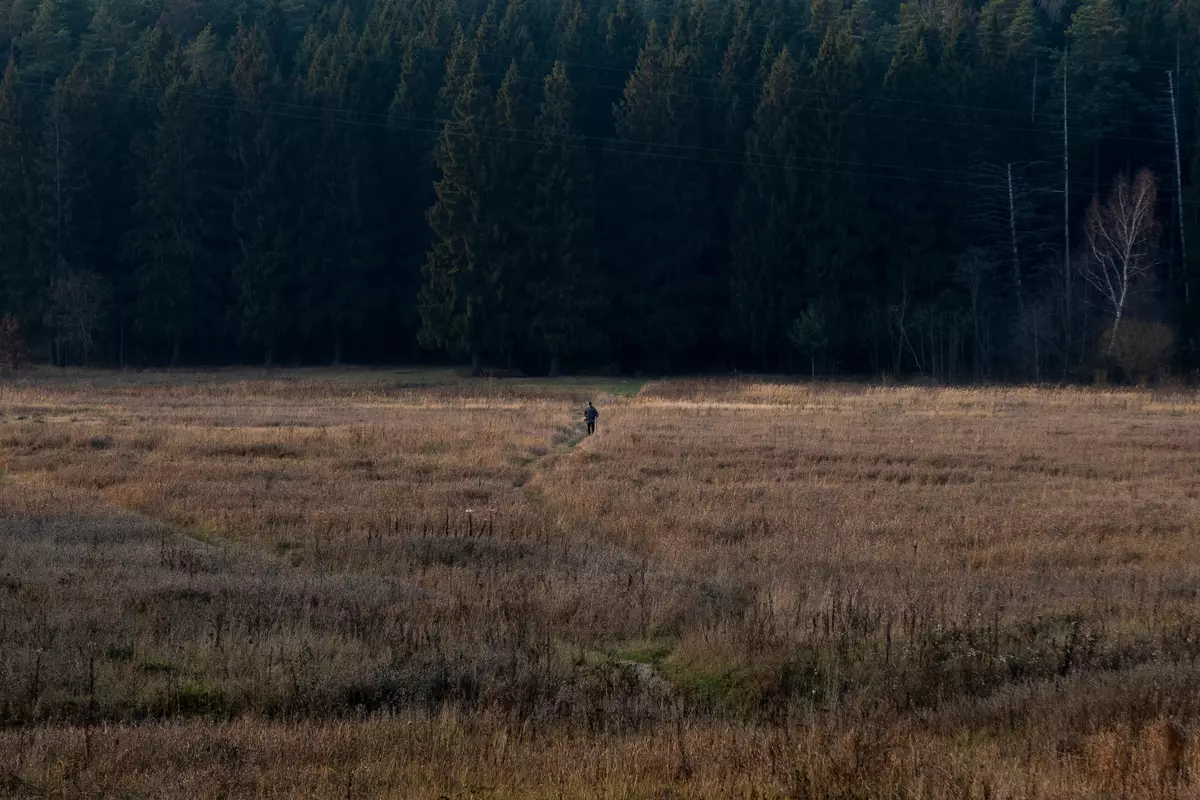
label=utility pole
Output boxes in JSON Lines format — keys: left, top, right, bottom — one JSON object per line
{"left": 1169, "top": 70, "right": 1189, "bottom": 303}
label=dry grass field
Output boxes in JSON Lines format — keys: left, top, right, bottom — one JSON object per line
{"left": 3, "top": 369, "right": 1200, "bottom": 798}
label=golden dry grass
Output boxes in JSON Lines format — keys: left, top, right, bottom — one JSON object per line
{"left": 3, "top": 370, "right": 1200, "bottom": 797}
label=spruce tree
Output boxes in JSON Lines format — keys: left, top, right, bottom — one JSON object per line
{"left": 297, "top": 9, "right": 371, "bottom": 364}
{"left": 728, "top": 46, "right": 803, "bottom": 366}
{"left": 803, "top": 15, "right": 871, "bottom": 355}
{"left": 126, "top": 33, "right": 229, "bottom": 364}
{"left": 487, "top": 59, "right": 528, "bottom": 362}
{"left": 715, "top": 0, "right": 754, "bottom": 153}
{"left": 496, "top": 0, "right": 539, "bottom": 63}
{"left": 4, "top": 0, "right": 37, "bottom": 46}
{"left": 610, "top": 19, "right": 713, "bottom": 370}
{"left": 474, "top": 0, "right": 500, "bottom": 53}
{"left": 230, "top": 23, "right": 296, "bottom": 365}
{"left": 388, "top": 25, "right": 457, "bottom": 350}
{"left": 0, "top": 59, "right": 47, "bottom": 321}
{"left": 1066, "top": 0, "right": 1138, "bottom": 190}
{"left": 435, "top": 26, "right": 470, "bottom": 120}
{"left": 420, "top": 49, "right": 504, "bottom": 374}
{"left": 527, "top": 62, "right": 602, "bottom": 375}
{"left": 21, "top": 0, "right": 73, "bottom": 77}
{"left": 553, "top": 0, "right": 585, "bottom": 62}
{"left": 603, "top": 0, "right": 642, "bottom": 70}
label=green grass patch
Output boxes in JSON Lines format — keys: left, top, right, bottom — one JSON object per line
{"left": 612, "top": 638, "right": 676, "bottom": 665}
{"left": 661, "top": 646, "right": 828, "bottom": 716}
{"left": 139, "top": 657, "right": 175, "bottom": 675}
{"left": 665, "top": 658, "right": 758, "bottom": 712}
{"left": 179, "top": 523, "right": 222, "bottom": 546}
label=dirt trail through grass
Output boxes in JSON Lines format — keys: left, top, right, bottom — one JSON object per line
{"left": 509, "top": 387, "right": 621, "bottom": 485}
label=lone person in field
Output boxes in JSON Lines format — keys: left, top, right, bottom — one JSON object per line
{"left": 584, "top": 402, "right": 599, "bottom": 436}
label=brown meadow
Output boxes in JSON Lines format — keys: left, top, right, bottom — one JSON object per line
{"left": 3, "top": 369, "right": 1200, "bottom": 798}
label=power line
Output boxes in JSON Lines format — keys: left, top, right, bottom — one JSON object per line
{"left": 365, "top": 35, "right": 1190, "bottom": 135}
{"left": 343, "top": 36, "right": 1182, "bottom": 146}
{"left": 28, "top": 42, "right": 1174, "bottom": 153}
{"left": 13, "top": 71, "right": 1196, "bottom": 206}
{"left": 13, "top": 14, "right": 1187, "bottom": 141}
{"left": 62, "top": 3, "right": 1175, "bottom": 129}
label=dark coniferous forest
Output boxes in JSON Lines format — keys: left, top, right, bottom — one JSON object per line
{"left": 1, "top": 0, "right": 1199, "bottom": 377}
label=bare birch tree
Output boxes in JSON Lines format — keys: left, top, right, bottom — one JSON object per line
{"left": 1078, "top": 170, "right": 1161, "bottom": 356}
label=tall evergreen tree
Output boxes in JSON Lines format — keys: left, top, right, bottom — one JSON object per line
{"left": 229, "top": 23, "right": 296, "bottom": 365}
{"left": 496, "top": 0, "right": 540, "bottom": 63}
{"left": 609, "top": 19, "right": 714, "bottom": 370}
{"left": 126, "top": 32, "right": 229, "bottom": 364}
{"left": 552, "top": 0, "right": 585, "bottom": 62}
{"left": 297, "top": 8, "right": 371, "bottom": 363}
{"left": 1065, "top": 0, "right": 1138, "bottom": 191}
{"left": 728, "top": 46, "right": 803, "bottom": 365}
{"left": 420, "top": 49, "right": 504, "bottom": 374}
{"left": 526, "top": 62, "right": 602, "bottom": 375}
{"left": 487, "top": 59, "right": 529, "bottom": 363}
{"left": 0, "top": 58, "right": 47, "bottom": 321}
{"left": 603, "top": 0, "right": 642, "bottom": 70}
{"left": 20, "top": 0, "right": 74, "bottom": 77}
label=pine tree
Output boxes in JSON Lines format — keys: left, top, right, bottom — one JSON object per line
{"left": 0, "top": 59, "right": 48, "bottom": 321}
{"left": 80, "top": 0, "right": 140, "bottom": 74}
{"left": 420, "top": 49, "right": 504, "bottom": 374}
{"left": 230, "top": 23, "right": 297, "bottom": 365}
{"left": 435, "top": 26, "right": 470, "bottom": 119}
{"left": 553, "top": 0, "right": 585, "bottom": 62}
{"left": 728, "top": 46, "right": 803, "bottom": 365}
{"left": 52, "top": 61, "right": 112, "bottom": 282}
{"left": 387, "top": 24, "right": 458, "bottom": 351}
{"left": 126, "top": 50, "right": 201, "bottom": 364}
{"left": 803, "top": 14, "right": 871, "bottom": 354}
{"left": 5, "top": 0, "right": 38, "bottom": 43}
{"left": 40, "top": 65, "right": 86, "bottom": 285}
{"left": 496, "top": 0, "right": 540, "bottom": 63}
{"left": 486, "top": 59, "right": 528, "bottom": 361}
{"left": 715, "top": 0, "right": 754, "bottom": 153}
{"left": 1007, "top": 0, "right": 1036, "bottom": 56}
{"left": 474, "top": 0, "right": 500, "bottom": 53}
{"left": 297, "top": 9, "right": 371, "bottom": 364}
{"left": 603, "top": 0, "right": 642, "bottom": 70}
{"left": 609, "top": 19, "right": 714, "bottom": 370}
{"left": 879, "top": 3, "right": 967, "bottom": 339}
{"left": 1066, "top": 0, "right": 1138, "bottom": 190}
{"left": 19, "top": 0, "right": 72, "bottom": 80}
{"left": 126, "top": 32, "right": 229, "bottom": 365}
{"left": 526, "top": 62, "right": 602, "bottom": 375}
{"left": 186, "top": 22, "right": 222, "bottom": 79}
{"left": 351, "top": 0, "right": 409, "bottom": 120}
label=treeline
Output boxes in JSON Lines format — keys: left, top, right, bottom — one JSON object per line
{"left": 1, "top": 0, "right": 1199, "bottom": 377}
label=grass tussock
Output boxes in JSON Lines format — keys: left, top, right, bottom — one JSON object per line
{"left": 3, "top": 370, "right": 1200, "bottom": 796}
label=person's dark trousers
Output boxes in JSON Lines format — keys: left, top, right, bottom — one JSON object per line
{"left": 587, "top": 422, "right": 595, "bottom": 435}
